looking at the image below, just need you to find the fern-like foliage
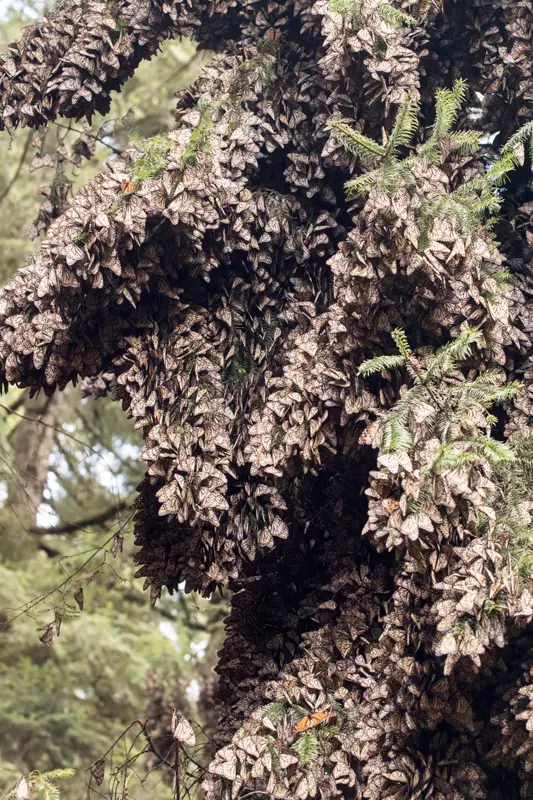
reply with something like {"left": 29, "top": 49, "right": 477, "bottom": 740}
{"left": 262, "top": 701, "right": 286, "bottom": 726}
{"left": 327, "top": 93, "right": 420, "bottom": 197}
{"left": 421, "top": 80, "right": 481, "bottom": 163}
{"left": 292, "top": 731, "right": 319, "bottom": 766}
{"left": 330, "top": 0, "right": 364, "bottom": 26}
{"left": 501, "top": 119, "right": 533, "bottom": 164}
{"left": 129, "top": 133, "right": 171, "bottom": 183}
{"left": 326, "top": 79, "right": 518, "bottom": 247}
{"left": 361, "top": 331, "right": 533, "bottom": 591}
{"left": 324, "top": 118, "right": 386, "bottom": 166}
{"left": 328, "top": 81, "right": 483, "bottom": 200}
{"left": 5, "top": 770, "right": 75, "bottom": 800}
{"left": 376, "top": 3, "right": 416, "bottom": 28}
{"left": 358, "top": 327, "right": 521, "bottom": 460}
{"left": 385, "top": 94, "right": 420, "bottom": 158}
{"left": 330, "top": 0, "right": 416, "bottom": 29}
{"left": 492, "top": 430, "right": 533, "bottom": 578}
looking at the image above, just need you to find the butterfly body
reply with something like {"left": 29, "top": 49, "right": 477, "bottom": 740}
{"left": 294, "top": 711, "right": 331, "bottom": 733}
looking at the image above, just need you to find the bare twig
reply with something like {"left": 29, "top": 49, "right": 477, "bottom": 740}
{"left": 0, "top": 130, "right": 33, "bottom": 206}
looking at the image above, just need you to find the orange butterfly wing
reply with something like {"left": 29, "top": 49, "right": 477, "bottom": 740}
{"left": 295, "top": 712, "right": 329, "bottom": 732}
{"left": 121, "top": 180, "right": 137, "bottom": 195}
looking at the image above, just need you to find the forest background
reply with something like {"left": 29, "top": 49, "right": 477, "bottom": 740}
{"left": 0, "top": 3, "right": 219, "bottom": 797}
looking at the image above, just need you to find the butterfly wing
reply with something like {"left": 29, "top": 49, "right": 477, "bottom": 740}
{"left": 295, "top": 711, "right": 329, "bottom": 733}
{"left": 121, "top": 180, "right": 137, "bottom": 195}
{"left": 295, "top": 715, "right": 313, "bottom": 732}
{"left": 310, "top": 712, "right": 329, "bottom": 727}
{"left": 173, "top": 714, "right": 196, "bottom": 746}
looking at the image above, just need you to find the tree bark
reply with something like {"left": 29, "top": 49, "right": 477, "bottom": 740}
{"left": 0, "top": 392, "right": 60, "bottom": 560}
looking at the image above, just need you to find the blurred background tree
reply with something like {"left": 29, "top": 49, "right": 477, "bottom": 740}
{"left": 0, "top": 3, "right": 219, "bottom": 798}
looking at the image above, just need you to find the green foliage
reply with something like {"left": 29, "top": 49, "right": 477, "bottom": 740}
{"left": 262, "top": 701, "right": 286, "bottom": 726}
{"left": 328, "top": 94, "right": 419, "bottom": 197}
{"left": 329, "top": 0, "right": 364, "bottom": 26}
{"left": 418, "top": 183, "right": 501, "bottom": 251}
{"left": 180, "top": 104, "right": 216, "bottom": 168}
{"left": 324, "top": 119, "right": 385, "bottom": 166}
{"left": 328, "top": 80, "right": 533, "bottom": 250}
{"left": 385, "top": 94, "right": 420, "bottom": 157}
{"left": 501, "top": 119, "right": 533, "bottom": 164}
{"left": 129, "top": 133, "right": 171, "bottom": 184}
{"left": 317, "top": 724, "right": 340, "bottom": 739}
{"left": 357, "top": 354, "right": 407, "bottom": 377}
{"left": 330, "top": 0, "right": 416, "bottom": 29}
{"left": 70, "top": 230, "right": 89, "bottom": 245}
{"left": 327, "top": 92, "right": 420, "bottom": 196}
{"left": 362, "top": 331, "right": 533, "bottom": 592}
{"left": 376, "top": 4, "right": 416, "bottom": 28}
{"left": 291, "top": 731, "right": 319, "bottom": 766}
{"left": 421, "top": 79, "right": 479, "bottom": 162}
{"left": 358, "top": 327, "right": 521, "bottom": 459}
{"left": 4, "top": 769, "right": 75, "bottom": 800}
{"left": 491, "top": 430, "right": 533, "bottom": 578}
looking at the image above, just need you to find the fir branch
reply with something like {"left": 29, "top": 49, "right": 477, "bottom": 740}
{"left": 292, "top": 731, "right": 319, "bottom": 766}
{"left": 502, "top": 120, "right": 533, "bottom": 163}
{"left": 326, "top": 117, "right": 386, "bottom": 165}
{"left": 345, "top": 169, "right": 381, "bottom": 197}
{"left": 385, "top": 93, "right": 420, "bottom": 157}
{"left": 357, "top": 354, "right": 407, "bottom": 377}
{"left": 330, "top": 0, "right": 364, "bottom": 26}
{"left": 432, "top": 80, "right": 467, "bottom": 141}
{"left": 391, "top": 328, "right": 413, "bottom": 360}
{"left": 447, "top": 129, "right": 482, "bottom": 156}
{"left": 376, "top": 4, "right": 417, "bottom": 28}
{"left": 486, "top": 151, "right": 520, "bottom": 186}
{"left": 421, "top": 328, "right": 484, "bottom": 385}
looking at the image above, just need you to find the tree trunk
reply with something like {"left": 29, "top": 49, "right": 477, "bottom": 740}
{"left": 0, "top": 392, "right": 60, "bottom": 560}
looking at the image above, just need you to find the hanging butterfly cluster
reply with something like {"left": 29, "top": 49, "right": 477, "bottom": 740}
{"left": 2, "top": 0, "right": 533, "bottom": 797}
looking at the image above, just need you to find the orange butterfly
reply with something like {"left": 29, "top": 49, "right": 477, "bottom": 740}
{"left": 266, "top": 27, "right": 281, "bottom": 41}
{"left": 294, "top": 711, "right": 331, "bottom": 733}
{"left": 121, "top": 179, "right": 137, "bottom": 195}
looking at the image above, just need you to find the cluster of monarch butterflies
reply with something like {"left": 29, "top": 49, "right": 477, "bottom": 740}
{"left": 0, "top": 0, "right": 533, "bottom": 798}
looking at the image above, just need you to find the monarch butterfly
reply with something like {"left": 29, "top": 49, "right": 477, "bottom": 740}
{"left": 383, "top": 498, "right": 399, "bottom": 513}
{"left": 171, "top": 710, "right": 196, "bottom": 746}
{"left": 266, "top": 27, "right": 281, "bottom": 41}
{"left": 121, "top": 179, "right": 137, "bottom": 195}
{"left": 294, "top": 711, "right": 331, "bottom": 732}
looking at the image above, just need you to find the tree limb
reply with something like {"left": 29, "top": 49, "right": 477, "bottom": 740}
{"left": 31, "top": 499, "right": 130, "bottom": 535}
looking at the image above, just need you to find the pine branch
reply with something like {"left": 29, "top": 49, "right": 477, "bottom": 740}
{"left": 385, "top": 93, "right": 420, "bottom": 157}
{"left": 432, "top": 80, "right": 467, "bottom": 141}
{"left": 326, "top": 118, "right": 386, "bottom": 165}
{"left": 502, "top": 120, "right": 533, "bottom": 163}
{"left": 345, "top": 169, "right": 381, "bottom": 197}
{"left": 422, "top": 329, "right": 484, "bottom": 385}
{"left": 330, "top": 0, "right": 364, "bottom": 26}
{"left": 376, "top": 4, "right": 417, "bottom": 28}
{"left": 391, "top": 328, "right": 413, "bottom": 360}
{"left": 448, "top": 129, "right": 482, "bottom": 156}
{"left": 357, "top": 354, "right": 407, "bottom": 377}
{"left": 292, "top": 731, "right": 319, "bottom": 766}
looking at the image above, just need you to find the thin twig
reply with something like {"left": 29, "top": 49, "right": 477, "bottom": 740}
{"left": 0, "top": 130, "right": 33, "bottom": 206}
{"left": 52, "top": 120, "right": 122, "bottom": 154}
